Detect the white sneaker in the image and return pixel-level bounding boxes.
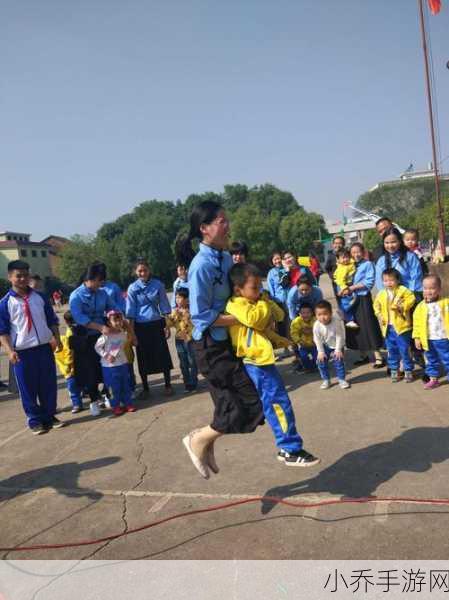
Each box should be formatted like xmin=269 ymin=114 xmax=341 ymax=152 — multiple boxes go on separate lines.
xmin=345 ymin=321 xmax=359 ymax=329
xmin=320 ymin=380 xmax=331 ymax=390
xmin=339 ymin=380 xmax=351 ymax=389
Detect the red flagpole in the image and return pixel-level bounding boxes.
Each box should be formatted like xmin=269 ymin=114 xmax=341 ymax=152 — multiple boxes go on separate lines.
xmin=418 ymin=0 xmax=446 ymax=259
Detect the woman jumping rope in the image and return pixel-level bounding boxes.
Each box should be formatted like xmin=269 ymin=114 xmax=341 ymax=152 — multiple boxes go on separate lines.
xmin=176 ymin=201 xmax=265 ymax=479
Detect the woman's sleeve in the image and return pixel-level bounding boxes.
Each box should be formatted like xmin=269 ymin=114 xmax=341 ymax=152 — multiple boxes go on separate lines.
xmin=69 ymin=294 xmax=90 ymax=327
xmin=286 ymin=288 xmax=297 ymax=320
xmin=267 ymin=270 xmax=276 ymax=297
xmin=189 ymin=265 xmax=219 ymax=330
xmin=408 ymin=253 xmax=423 ymax=292
xmin=375 ymin=257 xmax=384 ymax=290
xmin=362 ymin=262 xmax=376 ymax=290
xmin=158 ymin=283 xmax=172 ymax=315
xmin=125 ymin=286 xmax=137 ymax=320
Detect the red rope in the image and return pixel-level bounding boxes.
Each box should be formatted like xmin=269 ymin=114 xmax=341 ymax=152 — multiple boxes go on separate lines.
xmin=2 ymin=495 xmax=449 ymax=553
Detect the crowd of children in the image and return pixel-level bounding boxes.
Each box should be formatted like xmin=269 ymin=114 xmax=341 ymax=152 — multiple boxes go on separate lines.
xmin=2 ymin=218 xmax=448 ymax=483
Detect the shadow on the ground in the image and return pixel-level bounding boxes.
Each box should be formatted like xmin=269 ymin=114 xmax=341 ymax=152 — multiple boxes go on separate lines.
xmin=261 ymin=426 xmax=449 ymax=514
xmin=0 ymin=457 xmax=120 ymax=500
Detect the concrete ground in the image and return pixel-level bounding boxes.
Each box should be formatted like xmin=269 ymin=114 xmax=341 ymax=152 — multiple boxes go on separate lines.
xmin=1 ymin=277 xmax=449 ymax=560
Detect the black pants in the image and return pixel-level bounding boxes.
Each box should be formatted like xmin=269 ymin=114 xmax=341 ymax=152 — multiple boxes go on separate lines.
xmin=193 ymin=334 xmax=264 ymax=434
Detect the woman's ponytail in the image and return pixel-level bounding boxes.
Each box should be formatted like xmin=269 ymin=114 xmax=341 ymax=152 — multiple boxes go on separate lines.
xmin=175 ymin=200 xmax=223 ymax=268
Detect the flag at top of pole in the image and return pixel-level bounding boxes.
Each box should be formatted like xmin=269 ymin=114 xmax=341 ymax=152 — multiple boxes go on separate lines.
xmin=428 ymin=0 xmax=442 ymax=14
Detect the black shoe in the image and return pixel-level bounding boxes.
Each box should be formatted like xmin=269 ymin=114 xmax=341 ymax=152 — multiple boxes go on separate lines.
xmin=353 ymin=357 xmax=369 ymax=366
xmin=185 ymin=384 xmax=197 ymax=392
xmin=31 ymin=424 xmax=48 ymax=435
xmin=373 ymin=360 xmax=386 ymax=369
xmin=47 ymin=417 xmax=66 ymax=429
xmin=278 ymin=449 xmax=321 ymax=467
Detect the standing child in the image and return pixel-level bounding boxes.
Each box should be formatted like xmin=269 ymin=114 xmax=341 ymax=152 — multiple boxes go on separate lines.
xmin=226 ymin=263 xmax=320 ymax=467
xmin=413 ymin=274 xmax=449 ymax=389
xmin=95 ymin=310 xmax=137 ymax=416
xmin=403 ymin=228 xmax=429 ymax=285
xmin=171 ymin=264 xmax=189 ymax=309
xmin=54 ymin=311 xmax=84 ymax=413
xmin=313 ymin=300 xmax=350 ymax=390
xmin=290 ymin=303 xmax=317 ymax=372
xmin=166 ymin=287 xmax=198 ymax=392
xmin=373 ymin=268 xmax=416 ymax=383
xmin=0 ymin=260 xmax=65 ymax=434
xmin=333 ymin=249 xmax=358 ymax=328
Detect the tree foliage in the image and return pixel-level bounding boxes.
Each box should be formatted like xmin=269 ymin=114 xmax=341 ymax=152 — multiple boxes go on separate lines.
xmin=59 ymin=184 xmax=328 ymax=287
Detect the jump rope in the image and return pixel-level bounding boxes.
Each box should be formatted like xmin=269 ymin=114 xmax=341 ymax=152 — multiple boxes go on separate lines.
xmin=2 ymin=494 xmax=449 ymax=553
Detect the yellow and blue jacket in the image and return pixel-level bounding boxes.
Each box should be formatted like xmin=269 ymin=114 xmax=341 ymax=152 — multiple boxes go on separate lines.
xmin=54 ymin=326 xmax=75 ymax=379
xmin=290 ymin=315 xmax=316 ymax=347
xmin=373 ymin=285 xmax=416 ymax=336
xmin=412 ymin=298 xmax=449 ymax=351
xmin=225 ymin=294 xmax=289 ymax=366
xmin=334 ymin=261 xmax=356 ymax=289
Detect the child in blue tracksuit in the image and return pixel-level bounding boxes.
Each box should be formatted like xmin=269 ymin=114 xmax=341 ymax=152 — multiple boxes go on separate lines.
xmin=226 ymin=263 xmax=320 ymax=468
xmin=95 ymin=310 xmax=136 ymax=416
xmin=0 ymin=260 xmax=65 ymax=435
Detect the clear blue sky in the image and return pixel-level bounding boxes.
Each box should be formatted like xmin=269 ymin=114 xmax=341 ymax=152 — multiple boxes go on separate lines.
xmin=2 ymin=0 xmax=448 ymax=240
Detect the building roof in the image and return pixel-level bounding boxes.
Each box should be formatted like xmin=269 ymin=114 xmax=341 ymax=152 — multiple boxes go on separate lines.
xmin=40 ymin=235 xmax=70 ymax=244
xmin=326 ymin=219 xmax=376 ymax=235
xmin=0 ymin=240 xmax=51 ymax=249
xmin=0 ymin=231 xmax=31 ymax=237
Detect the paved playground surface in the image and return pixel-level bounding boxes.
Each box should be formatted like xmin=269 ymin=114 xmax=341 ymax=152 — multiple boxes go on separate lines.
xmin=1 ymin=278 xmax=449 ymax=560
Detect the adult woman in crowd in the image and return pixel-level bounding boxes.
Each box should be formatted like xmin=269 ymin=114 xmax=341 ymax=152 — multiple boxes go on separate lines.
xmin=69 ymin=263 xmax=119 ymax=403
xmin=176 ymin=200 xmax=264 ymax=479
xmin=281 ymin=250 xmax=316 ymax=287
xmin=126 ymin=259 xmax=174 ymax=398
xmin=308 ymin=252 xmax=321 ymax=285
xmin=375 ymin=227 xmax=423 ymax=294
xmin=267 ymin=251 xmax=289 ymax=338
xmin=344 ymin=242 xmax=385 ymax=368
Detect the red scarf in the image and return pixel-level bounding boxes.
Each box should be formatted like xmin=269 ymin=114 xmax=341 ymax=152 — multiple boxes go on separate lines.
xmin=22 ymin=294 xmax=33 ymax=333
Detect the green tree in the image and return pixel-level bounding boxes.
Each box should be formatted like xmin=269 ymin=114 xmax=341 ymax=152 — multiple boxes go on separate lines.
xmin=279 ymin=211 xmax=327 ymax=256
xmin=58 ymin=235 xmax=99 ymax=285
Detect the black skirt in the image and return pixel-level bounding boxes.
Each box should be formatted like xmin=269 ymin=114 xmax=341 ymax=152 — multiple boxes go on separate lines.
xmin=345 ymin=293 xmax=384 ymax=352
xmin=193 ymin=334 xmax=264 ymax=434
xmin=70 ymin=332 xmax=103 ymax=389
xmin=135 ymin=320 xmax=173 ymax=376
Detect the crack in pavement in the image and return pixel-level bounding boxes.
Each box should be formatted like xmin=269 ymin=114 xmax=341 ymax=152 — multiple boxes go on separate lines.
xmin=82 ymin=493 xmax=129 ymax=560
xmin=132 ymin=411 xmax=163 ymax=491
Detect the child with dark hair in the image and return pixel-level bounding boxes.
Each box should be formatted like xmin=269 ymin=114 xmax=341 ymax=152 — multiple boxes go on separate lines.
xmin=167 ymin=287 xmax=198 ymax=392
xmin=230 ymin=241 xmax=249 ymax=264
xmin=0 ymin=260 xmax=64 ymax=434
xmin=95 ymin=310 xmax=136 ymax=416
xmin=286 ymin=276 xmax=323 ymax=320
xmin=171 ymin=264 xmax=189 ymax=308
xmin=313 ymin=300 xmax=349 ymax=390
xmin=334 ymin=249 xmax=358 ymax=328
xmin=374 ymin=268 xmax=416 ymax=383
xmin=290 ymin=303 xmax=317 ymax=372
xmin=413 ymin=274 xmax=449 ymax=390
xmin=226 ymin=263 xmax=320 ymax=467
xmin=54 ymin=311 xmax=84 ymax=413
xmin=403 ymin=228 xmax=429 ymax=284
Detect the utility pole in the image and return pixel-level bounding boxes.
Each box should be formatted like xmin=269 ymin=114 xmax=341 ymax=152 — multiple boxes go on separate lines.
xmin=418 ymin=0 xmax=446 ymax=259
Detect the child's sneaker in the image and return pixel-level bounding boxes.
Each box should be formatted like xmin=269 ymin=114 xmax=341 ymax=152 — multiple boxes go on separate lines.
xmin=112 ymin=406 xmax=125 ymax=417
xmin=31 ymin=424 xmax=48 ymax=436
xmin=338 ymin=379 xmax=351 ymax=389
xmin=278 ymin=449 xmax=321 ymax=467
xmin=71 ymin=406 xmax=84 ymax=414
xmin=49 ymin=417 xmax=66 ymax=429
xmin=404 ymin=371 xmax=414 ymax=383
xmin=345 ymin=321 xmax=359 ymax=329
xmin=391 ymin=370 xmax=399 ymax=383
xmin=424 ymin=378 xmax=440 ymax=390
xmin=125 ymin=405 xmax=137 ymax=413
xmin=320 ymin=380 xmax=331 ymax=390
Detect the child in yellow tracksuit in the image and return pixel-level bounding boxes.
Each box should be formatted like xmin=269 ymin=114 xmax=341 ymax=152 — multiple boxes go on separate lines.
xmin=226 ymin=263 xmax=320 ymax=468
xmin=290 ymin=303 xmax=317 ymax=372
xmin=334 ymin=249 xmax=357 ymax=327
xmin=54 ymin=311 xmax=84 ymax=413
xmin=373 ymin=268 xmax=416 ymax=383
xmin=413 ymin=274 xmax=449 ymax=390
